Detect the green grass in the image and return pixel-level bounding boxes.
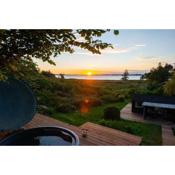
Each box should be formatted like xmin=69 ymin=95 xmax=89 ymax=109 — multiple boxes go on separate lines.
xmin=98 ymin=119 xmax=162 ymax=145
xmin=50 ymin=100 xmax=162 ymax=145
xmin=51 ymin=101 xmax=127 ymax=125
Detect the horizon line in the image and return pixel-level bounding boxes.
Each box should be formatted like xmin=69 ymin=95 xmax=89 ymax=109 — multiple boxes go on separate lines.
xmin=54 ymin=73 xmax=144 ymax=76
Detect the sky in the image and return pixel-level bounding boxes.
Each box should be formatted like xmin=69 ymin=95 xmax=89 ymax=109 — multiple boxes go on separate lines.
xmin=36 ymin=30 xmax=175 ymax=74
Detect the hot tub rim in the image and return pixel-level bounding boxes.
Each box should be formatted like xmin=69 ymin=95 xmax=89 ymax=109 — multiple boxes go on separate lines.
xmin=0 ymin=126 xmax=80 ymax=146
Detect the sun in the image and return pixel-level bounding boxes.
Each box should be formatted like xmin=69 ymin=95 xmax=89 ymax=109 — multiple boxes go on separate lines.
xmin=87 ymin=71 xmax=92 ymax=76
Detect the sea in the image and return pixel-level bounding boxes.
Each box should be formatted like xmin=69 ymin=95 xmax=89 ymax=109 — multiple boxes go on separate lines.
xmin=55 ymin=74 xmax=143 ymax=80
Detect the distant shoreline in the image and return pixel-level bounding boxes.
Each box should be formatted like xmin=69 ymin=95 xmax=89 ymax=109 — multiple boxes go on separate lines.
xmin=55 ymin=73 xmax=144 ymax=76
xmin=55 ymin=74 xmax=143 ymax=80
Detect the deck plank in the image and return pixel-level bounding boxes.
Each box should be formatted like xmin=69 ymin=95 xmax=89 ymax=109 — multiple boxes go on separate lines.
xmin=80 ymin=122 xmax=142 ymax=145
xmin=0 ymin=113 xmax=142 ymax=145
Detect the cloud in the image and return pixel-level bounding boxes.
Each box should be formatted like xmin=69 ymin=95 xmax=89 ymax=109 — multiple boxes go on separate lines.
xmin=101 ymin=46 xmax=137 ymax=54
xmin=74 ymin=46 xmax=134 ymax=55
xmin=138 ymin=56 xmax=159 ymax=59
xmin=138 ymin=56 xmax=165 ymax=61
xmin=73 ymin=43 xmax=146 ymax=56
xmin=74 ymin=52 xmax=95 ymax=56
xmin=135 ymin=44 xmax=146 ymax=47
xmin=102 ymin=47 xmax=132 ymax=54
xmin=75 ymin=52 xmax=88 ymax=55
xmin=102 ymin=44 xmax=146 ymax=54
xmin=74 ymin=47 xmax=133 ymax=56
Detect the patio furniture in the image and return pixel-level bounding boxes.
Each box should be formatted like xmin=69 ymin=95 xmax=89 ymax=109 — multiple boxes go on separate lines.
xmin=132 ymin=94 xmax=175 ymax=120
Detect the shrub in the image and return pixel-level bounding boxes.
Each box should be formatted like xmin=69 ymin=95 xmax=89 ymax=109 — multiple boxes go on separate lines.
xmin=126 ymin=88 xmax=136 ymax=97
xmin=41 ymin=70 xmax=55 ymax=78
xmin=103 ymin=107 xmax=120 ymax=120
xmin=74 ymin=96 xmax=103 ymax=108
xmin=101 ymin=94 xmax=118 ymax=103
xmin=55 ymin=103 xmax=76 ymax=113
xmin=38 ymin=105 xmax=55 ymax=116
xmin=89 ymin=97 xmax=103 ymax=106
xmin=164 ymin=73 xmax=175 ymax=96
xmin=117 ymin=94 xmax=126 ymax=101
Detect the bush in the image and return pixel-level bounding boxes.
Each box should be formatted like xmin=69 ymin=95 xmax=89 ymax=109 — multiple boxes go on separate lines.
xmin=117 ymin=94 xmax=126 ymax=101
xmin=164 ymin=73 xmax=175 ymax=95
xmin=74 ymin=96 xmax=103 ymax=108
xmin=103 ymin=107 xmax=120 ymax=120
xmin=101 ymin=94 xmax=118 ymax=103
xmin=55 ymin=103 xmax=76 ymax=113
xmin=38 ymin=105 xmax=55 ymax=116
xmin=88 ymin=97 xmax=103 ymax=106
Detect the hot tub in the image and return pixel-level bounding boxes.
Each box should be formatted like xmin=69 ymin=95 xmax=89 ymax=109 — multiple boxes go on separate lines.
xmin=0 ymin=78 xmax=80 ymax=146
xmin=0 ymin=127 xmax=79 ymax=146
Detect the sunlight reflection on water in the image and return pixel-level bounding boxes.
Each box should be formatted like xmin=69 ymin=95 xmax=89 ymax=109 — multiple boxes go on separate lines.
xmin=56 ymin=75 xmax=142 ymax=80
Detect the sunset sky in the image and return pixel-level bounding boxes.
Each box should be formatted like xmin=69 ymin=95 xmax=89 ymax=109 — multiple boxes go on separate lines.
xmin=36 ymin=30 xmax=175 ymax=74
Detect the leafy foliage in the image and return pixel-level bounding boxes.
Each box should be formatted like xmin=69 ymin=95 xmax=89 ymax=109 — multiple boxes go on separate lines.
xmin=41 ymin=70 xmax=55 ymax=78
xmin=164 ymin=72 xmax=175 ymax=96
xmin=59 ymin=73 xmax=65 ymax=80
xmin=141 ymin=63 xmax=174 ymax=95
xmin=0 ymin=29 xmax=119 ymax=79
xmin=142 ymin=62 xmax=173 ymax=84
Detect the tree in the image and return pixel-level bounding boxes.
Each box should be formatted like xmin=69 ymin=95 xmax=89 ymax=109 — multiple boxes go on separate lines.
xmin=121 ymin=69 xmax=129 ymax=81
xmin=59 ymin=73 xmax=65 ymax=80
xmin=0 ymin=29 xmax=119 ymax=79
xmin=142 ymin=62 xmax=173 ymax=84
xmin=164 ymin=72 xmax=175 ymax=96
xmin=41 ymin=70 xmax=55 ymax=78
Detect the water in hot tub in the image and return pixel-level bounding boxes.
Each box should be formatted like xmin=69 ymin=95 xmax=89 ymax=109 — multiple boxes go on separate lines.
xmin=35 ymin=136 xmax=72 ymax=145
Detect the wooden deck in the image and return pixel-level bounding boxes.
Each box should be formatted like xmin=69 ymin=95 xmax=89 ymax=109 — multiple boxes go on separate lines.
xmin=80 ymin=122 xmax=141 ymax=145
xmin=23 ymin=113 xmax=142 ymax=145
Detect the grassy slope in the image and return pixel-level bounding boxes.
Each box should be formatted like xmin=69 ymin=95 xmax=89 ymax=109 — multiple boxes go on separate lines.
xmin=50 ymin=100 xmax=162 ymax=145
xmin=52 ymin=101 xmax=127 ymax=125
